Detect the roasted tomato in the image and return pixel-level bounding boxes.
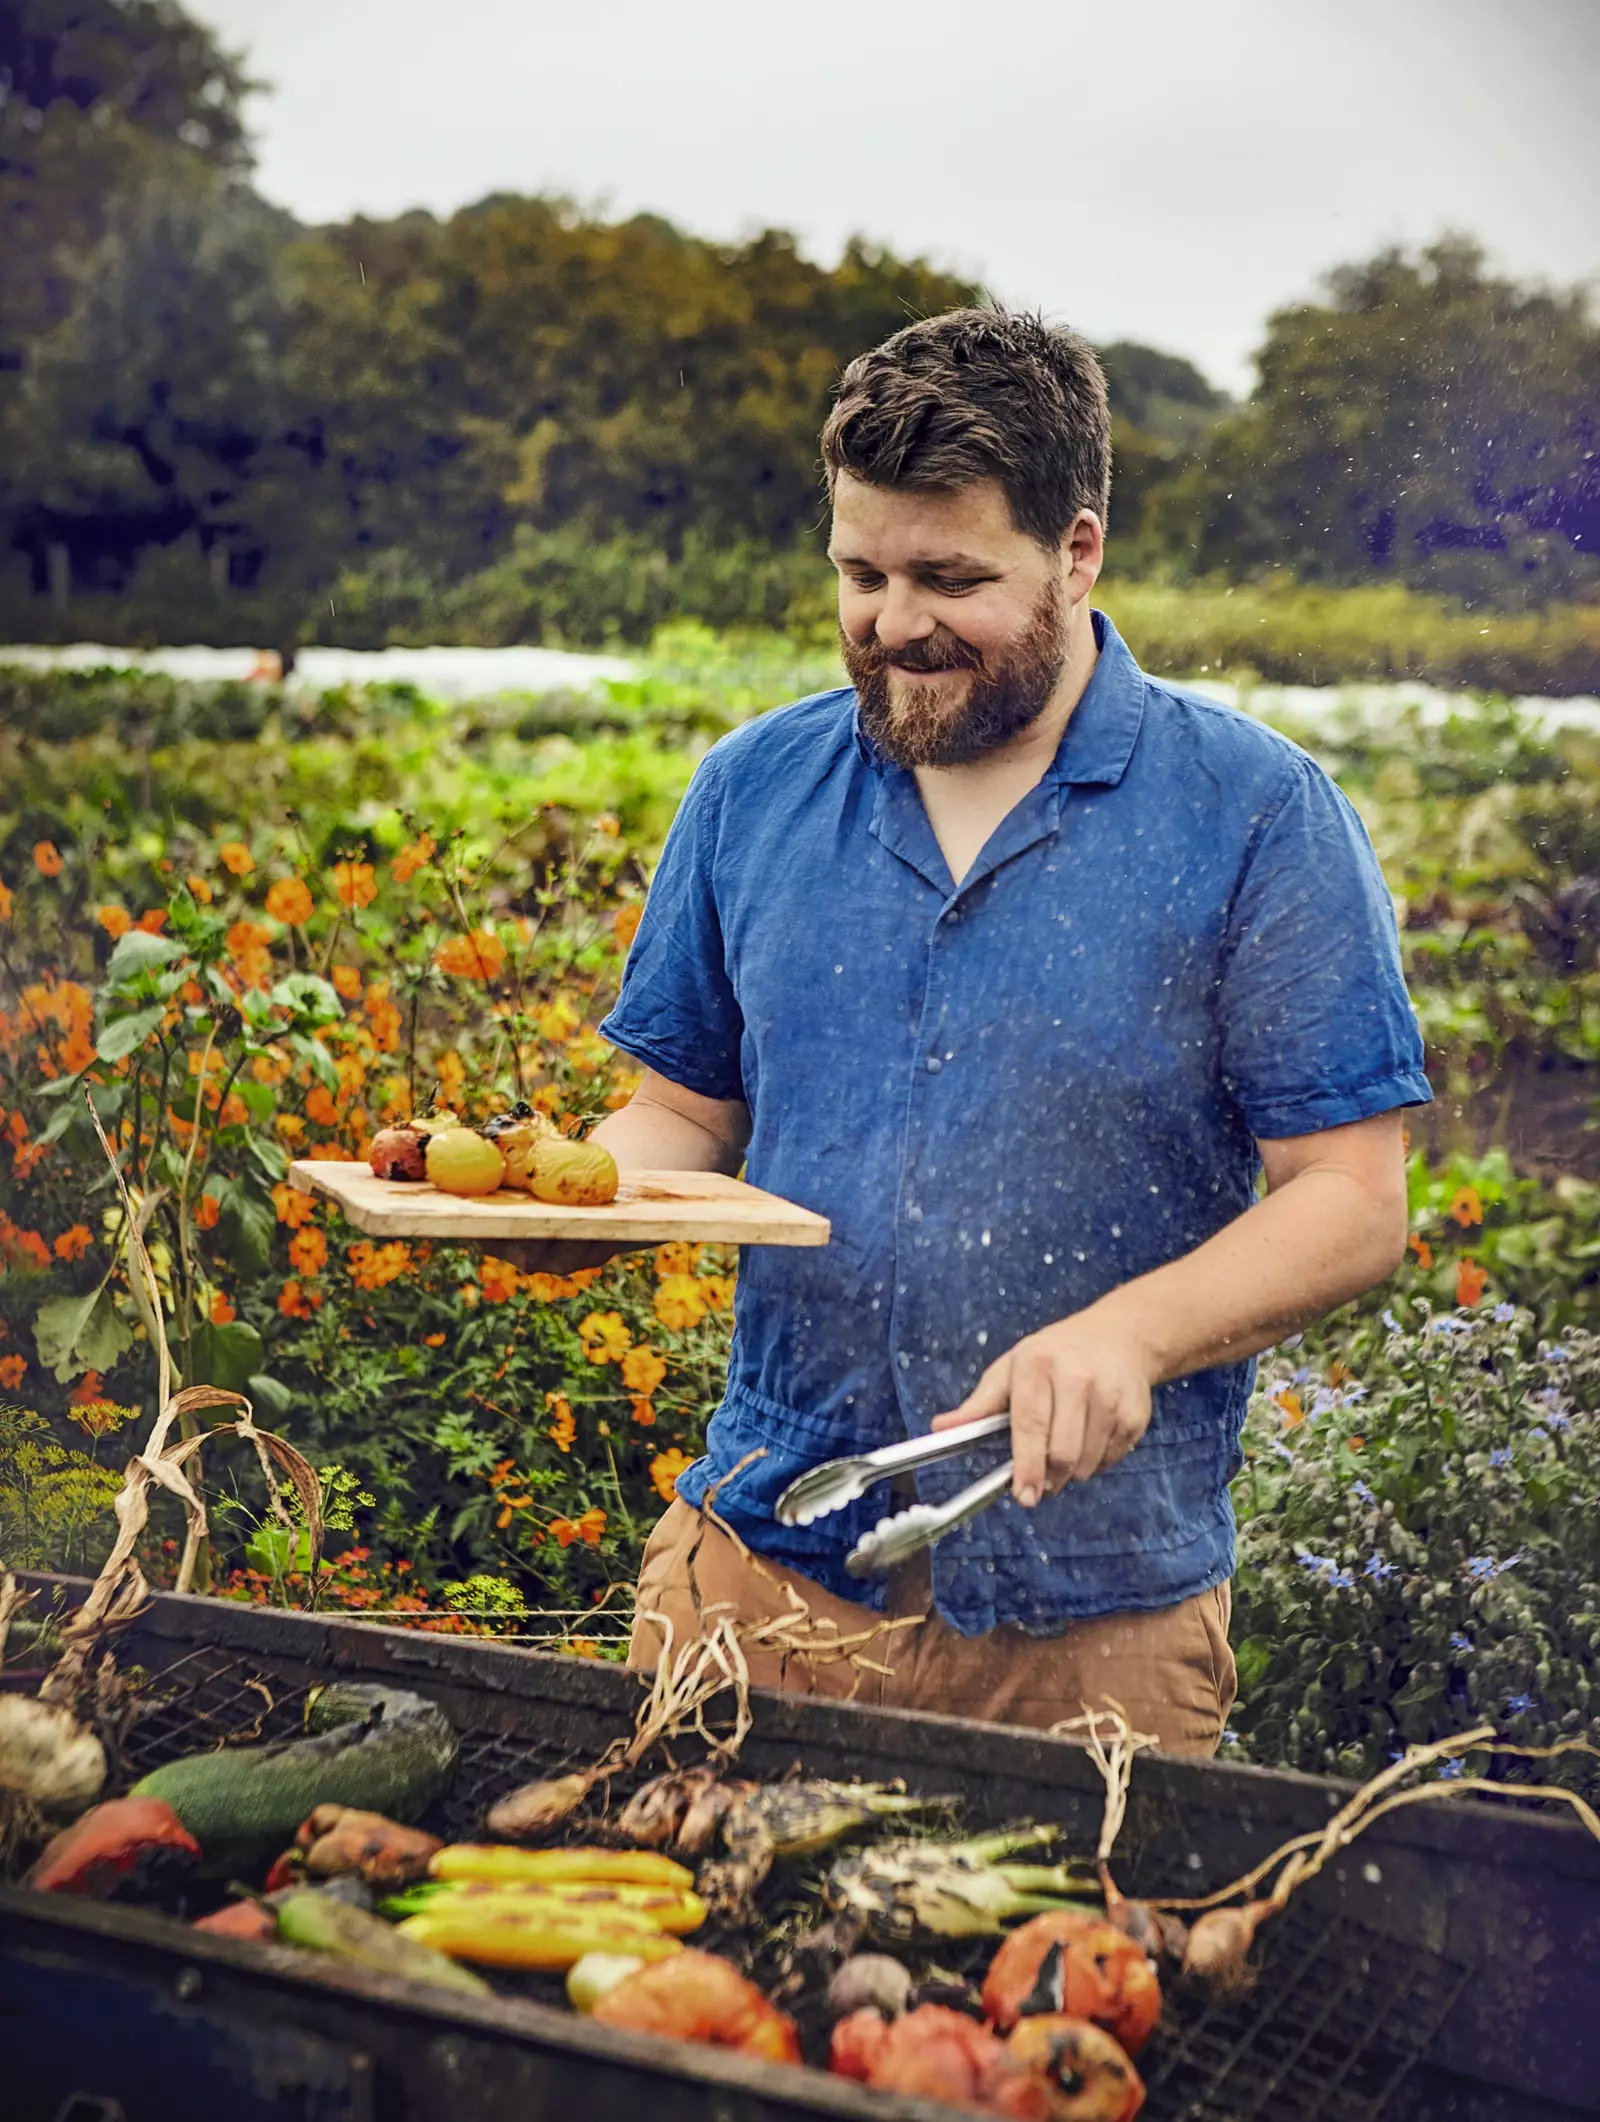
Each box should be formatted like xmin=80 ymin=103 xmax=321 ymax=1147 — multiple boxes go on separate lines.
xmin=984 ymin=1912 xmax=1161 ymax=2055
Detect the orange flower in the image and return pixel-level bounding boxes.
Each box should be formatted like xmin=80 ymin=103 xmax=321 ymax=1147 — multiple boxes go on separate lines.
xmin=524 ymin=1271 xmax=578 ymax=1303
xmin=698 ymin=1273 xmax=736 ymax=1312
xmin=305 ymin=1085 xmax=340 ymax=1127
xmin=1408 ymin=1234 xmax=1434 ymax=1270
xmin=0 ymin=1353 xmax=27 ymax=1388
xmin=620 ymin=1345 xmax=667 ymax=1397
xmin=434 ymin=929 xmax=506 ymax=980
xmin=209 ymin=1290 xmax=236 ymax=1325
xmin=654 ymin=1242 xmax=702 ymax=1279
xmin=193 ymin=1193 xmax=221 ymax=1230
xmin=278 ymin=1279 xmax=315 ymax=1320
xmin=33 ymin=841 xmax=63 ymax=877
xmin=630 ymin=1397 xmax=657 ymax=1427
xmin=252 ymin=1050 xmax=291 ymax=1088
xmin=1448 ymin=1186 xmax=1484 ymax=1230
xmin=53 ymin=1224 xmax=93 ymax=1261
xmin=649 ymin=1448 xmax=693 ymax=1504
xmin=423 ymin=1331 xmax=446 ymax=1348
xmin=332 ymin=859 xmax=377 ymax=910
xmin=187 ymin=875 xmax=213 ymax=905
xmin=550 ymin=1507 xmax=606 ymax=1549
xmin=265 ymin=876 xmax=314 ymax=926
xmin=1456 ymin=1257 xmax=1488 ymax=1308
xmin=289 ymin=1225 xmax=328 ymax=1277
xmin=546 ymin=1394 xmax=577 ymax=1453
xmin=347 ymin=1239 xmax=412 ymax=1291
xmin=0 ymin=880 xmax=11 ymax=922
xmin=654 ymin=1275 xmax=707 ymax=1331
xmin=68 ymin=1371 xmax=104 ymax=1404
xmin=578 ymin=1310 xmax=632 ymax=1365
xmin=218 ymin=842 xmax=255 ymax=877
xmin=96 ymin=905 xmax=132 ymax=938
xmin=393 ymin=832 xmax=436 ymax=884
xmin=271 ymin=1181 xmax=318 ymax=1228
xmin=613 ymin=903 xmax=643 ymax=951
xmin=480 ymin=1255 xmax=522 ymax=1304
xmin=137 ymin=909 xmax=166 ymax=934
xmin=275 ymin=1114 xmax=306 ymax=1143
xmin=12 ymin=1228 xmax=49 ymax=1271
xmin=331 ymin=963 xmax=363 ymax=1000
xmin=1273 ymin=1388 xmax=1305 ymax=1429
xmin=1347 ymin=1435 xmax=1365 ymax=1452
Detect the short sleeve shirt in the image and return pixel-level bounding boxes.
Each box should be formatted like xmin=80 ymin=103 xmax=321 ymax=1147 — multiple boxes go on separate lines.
xmin=600 ymin=613 xmax=1430 ymax=1634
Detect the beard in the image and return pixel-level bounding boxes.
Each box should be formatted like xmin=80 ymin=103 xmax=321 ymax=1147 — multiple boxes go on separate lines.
xmin=841 ymin=575 xmax=1069 ymax=770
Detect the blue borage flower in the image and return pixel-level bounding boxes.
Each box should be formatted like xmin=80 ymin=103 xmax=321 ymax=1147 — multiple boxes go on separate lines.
xmin=1298 ymin=1551 xmax=1355 ymax=1590
xmin=1466 ymin=1551 xmax=1523 ymax=1581
xmin=1351 ymin=1478 xmax=1376 ymax=1505
xmin=1505 ymin=1692 xmax=1536 ymax=1716
xmin=1363 ymin=1552 xmax=1396 ymax=1581
xmin=1449 ymin=1632 xmax=1472 ymax=1653
xmin=1492 ymin=1302 xmax=1516 ymax=1323
xmin=1436 ymin=1757 xmax=1466 ymax=1780
xmin=1488 ymin=1446 xmax=1514 ymax=1468
xmin=1382 ymin=1309 xmax=1402 ymax=1334
xmin=1428 ymin=1315 xmax=1474 ymax=1336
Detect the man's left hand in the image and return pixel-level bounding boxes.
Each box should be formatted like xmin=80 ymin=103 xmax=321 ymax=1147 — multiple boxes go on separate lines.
xmin=929 ymin=1315 xmax=1158 ymax=1508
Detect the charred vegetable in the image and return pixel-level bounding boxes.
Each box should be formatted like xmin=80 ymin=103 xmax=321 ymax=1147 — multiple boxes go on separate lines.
xmin=397 ymin=1899 xmax=684 ymax=1971
xmin=383 ymin=1878 xmax=706 ymax=1935
xmin=0 ymin=1694 xmax=106 ymax=1820
xmin=617 ymin=1765 xmax=753 ymax=1853
xmin=830 ymin=2003 xmax=1054 ymax=2117
xmin=368 ymin=1126 xmax=428 ymax=1181
xmin=483 ymin=1104 xmax=555 ymax=1190
xmin=431 ymin=1844 xmax=693 ymax=1889
xmin=131 ymin=1685 xmax=457 ymax=1872
xmin=984 ymin=1913 xmax=1161 ymax=2055
xmin=826 ymin=1953 xmax=915 ymax=2022
xmin=27 ymin=1796 xmax=199 ymax=1898
xmin=483 ymin=1771 xmax=599 ymax=1839
xmin=723 ymin=1779 xmax=949 ymax=1864
xmin=292 ymin=1805 xmax=442 ymax=1889
xmin=275 ymin=1887 xmax=491 ymax=1994
xmin=590 ymin=1949 xmax=802 ymax=2064
xmin=825 ymin=1828 xmax=1097 ymax=1942
xmin=1007 ymin=2017 xmax=1145 ymax=2120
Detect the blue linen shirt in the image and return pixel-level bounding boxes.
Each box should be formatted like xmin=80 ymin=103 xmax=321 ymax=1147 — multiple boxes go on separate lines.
xmin=599 ymin=613 xmax=1430 ymax=1635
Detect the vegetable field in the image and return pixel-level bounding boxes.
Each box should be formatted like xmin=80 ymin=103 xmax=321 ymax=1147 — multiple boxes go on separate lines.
xmin=0 ymin=621 xmax=1597 ymax=1789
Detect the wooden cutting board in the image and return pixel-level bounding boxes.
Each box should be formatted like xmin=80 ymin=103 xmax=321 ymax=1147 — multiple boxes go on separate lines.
xmin=287 ymin=1160 xmax=831 ymax=1248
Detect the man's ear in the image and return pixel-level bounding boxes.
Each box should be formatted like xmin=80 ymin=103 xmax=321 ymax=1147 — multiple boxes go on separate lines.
xmin=1064 ymin=509 xmax=1104 ymax=592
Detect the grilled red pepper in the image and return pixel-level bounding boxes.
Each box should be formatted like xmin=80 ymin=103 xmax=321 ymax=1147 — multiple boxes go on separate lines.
xmin=27 ymin=1797 xmax=200 ymax=1897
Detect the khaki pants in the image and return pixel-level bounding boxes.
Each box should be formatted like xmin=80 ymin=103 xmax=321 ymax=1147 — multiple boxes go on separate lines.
xmin=628 ymin=1499 xmax=1237 ymax=1758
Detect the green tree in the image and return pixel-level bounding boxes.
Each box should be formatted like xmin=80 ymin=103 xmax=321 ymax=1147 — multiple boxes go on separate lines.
xmin=1162 ymin=238 xmax=1600 ymax=608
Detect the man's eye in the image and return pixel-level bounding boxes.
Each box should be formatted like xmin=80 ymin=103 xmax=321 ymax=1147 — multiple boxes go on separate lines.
xmin=931 ymin=578 xmax=982 ymax=595
xmin=847 ymin=572 xmax=885 ymax=592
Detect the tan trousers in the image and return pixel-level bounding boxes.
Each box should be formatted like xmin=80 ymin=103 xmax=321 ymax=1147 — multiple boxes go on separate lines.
xmin=628 ymin=1499 xmax=1237 ymax=1757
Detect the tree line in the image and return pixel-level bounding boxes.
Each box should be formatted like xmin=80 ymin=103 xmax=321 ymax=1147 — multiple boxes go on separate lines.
xmin=2 ymin=0 xmax=1596 ymax=649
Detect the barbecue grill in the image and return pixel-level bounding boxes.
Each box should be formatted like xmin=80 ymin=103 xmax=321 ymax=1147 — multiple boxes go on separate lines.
xmin=3 ymin=1578 xmax=1596 ymax=2122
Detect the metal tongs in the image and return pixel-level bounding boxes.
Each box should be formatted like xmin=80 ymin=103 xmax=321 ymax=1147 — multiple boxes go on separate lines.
xmin=774 ymin=1410 xmax=1014 ymax=1579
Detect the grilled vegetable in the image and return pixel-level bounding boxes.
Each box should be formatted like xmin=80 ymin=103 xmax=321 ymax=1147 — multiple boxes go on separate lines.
xmin=483 ymin=1107 xmax=555 ymax=1191
xmin=275 ymin=1887 xmax=491 ymax=1994
xmin=983 ymin=1914 xmax=1161 ymax=2055
xmin=567 ymin=1950 xmax=648 ymax=2012
xmin=0 ymin=1694 xmax=106 ymax=1816
xmin=723 ymin=1780 xmax=949 ymax=1863
xmin=483 ymin=1771 xmax=598 ymax=1838
xmin=1007 ymin=2017 xmax=1145 ymax=2120
xmin=193 ymin=1898 xmax=277 ymax=1941
xmin=293 ymin=1805 xmax=441 ymax=1888
xmin=368 ymin=1126 xmax=428 ymax=1181
xmin=825 ymin=1828 xmax=1097 ymax=1942
xmin=826 ymin=1953 xmax=915 ymax=2022
xmin=131 ymin=1684 xmax=457 ymax=1872
xmin=397 ymin=1901 xmax=683 ymax=1971
xmin=1180 ymin=1901 xmax=1273 ymax=1993
xmin=426 ymin=1129 xmax=506 ymax=1197
xmin=431 ymin=1844 xmax=693 ymax=1889
xmin=616 ymin=1765 xmax=752 ymax=1853
xmin=27 ymin=1796 xmax=199 ymax=1897
xmin=829 ymin=2004 xmax=1054 ymax=2117
xmin=382 ymin=1878 xmax=706 ymax=1934
xmin=590 ymin=1949 xmax=801 ymax=2063
xmin=524 ymin=1133 xmax=618 ymax=1207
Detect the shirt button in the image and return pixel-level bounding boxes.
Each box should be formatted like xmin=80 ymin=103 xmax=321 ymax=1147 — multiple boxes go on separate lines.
xmin=925 ymin=1055 xmax=942 ymax=1074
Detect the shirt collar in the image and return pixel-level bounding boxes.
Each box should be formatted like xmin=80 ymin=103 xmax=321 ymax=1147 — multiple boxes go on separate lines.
xmin=849 ymin=608 xmax=1145 ymax=785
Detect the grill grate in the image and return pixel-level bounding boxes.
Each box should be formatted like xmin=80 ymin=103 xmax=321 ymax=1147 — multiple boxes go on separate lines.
xmin=115 ymin=1641 xmax=1470 ymax=2122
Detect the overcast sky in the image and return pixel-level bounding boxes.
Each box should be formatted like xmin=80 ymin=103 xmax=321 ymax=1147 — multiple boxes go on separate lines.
xmin=194 ymin=0 xmax=1600 ymax=394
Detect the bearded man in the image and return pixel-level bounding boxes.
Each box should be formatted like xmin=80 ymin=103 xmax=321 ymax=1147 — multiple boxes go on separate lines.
xmin=509 ymin=309 xmax=1430 ymax=1754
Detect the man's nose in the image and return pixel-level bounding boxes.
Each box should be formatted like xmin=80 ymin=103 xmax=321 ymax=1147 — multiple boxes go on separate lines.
xmin=871 ymin=581 xmax=938 ymax=652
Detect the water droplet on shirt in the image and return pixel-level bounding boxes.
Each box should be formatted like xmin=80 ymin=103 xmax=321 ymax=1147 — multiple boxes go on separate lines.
xmin=1111 ymin=1225 xmax=1122 ymax=1238
xmin=834 ymin=965 xmax=843 ymax=974
xmin=1043 ymin=1252 xmax=1054 ymax=1264
xmin=976 ymin=1329 xmax=988 ymax=1346
xmin=981 ymin=1230 xmax=991 ymax=1247
xmin=1073 ymin=1249 xmax=1086 ymax=1261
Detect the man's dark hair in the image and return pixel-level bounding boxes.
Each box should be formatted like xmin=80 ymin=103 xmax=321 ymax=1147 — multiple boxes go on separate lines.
xmin=820 ymin=307 xmax=1112 ymax=545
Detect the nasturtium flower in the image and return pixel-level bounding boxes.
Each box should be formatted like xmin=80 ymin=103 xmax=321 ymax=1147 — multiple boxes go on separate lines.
xmin=271 ymin=1181 xmax=317 ymax=1229
xmin=305 ymin=1086 xmax=340 ymax=1127
xmin=136 ymin=908 xmax=166 ymax=934
xmin=550 ymin=1507 xmax=606 ymax=1549
xmin=392 ymin=832 xmax=436 ymax=884
xmin=0 ymin=1354 xmax=27 ymax=1388
xmin=53 ymin=1224 xmax=93 ymax=1261
xmin=1448 ymin=1186 xmax=1483 ymax=1229
xmin=654 ymin=1241 xmax=701 ymax=1279
xmin=218 ymin=842 xmax=254 ymax=877
xmin=698 ymin=1274 xmax=736 ymax=1312
xmin=546 ymin=1395 xmax=577 ymax=1453
xmin=1408 ymin=1234 xmax=1434 ymax=1270
xmin=193 ymin=1194 xmax=221 ymax=1231
xmin=1456 ymin=1257 xmax=1488 ymax=1308
xmin=654 ymin=1275 xmax=707 ymax=1331
xmin=435 ymin=929 xmax=506 ymax=980
xmin=347 ymin=1239 xmax=411 ymax=1290
xmin=578 ymin=1310 xmax=632 ymax=1364
xmin=649 ymin=1449 xmax=693 ymax=1504
xmin=620 ymin=1345 xmax=667 ymax=1397
xmin=289 ymin=1226 xmax=328 ymax=1277
xmin=332 ymin=859 xmax=377 ymax=910
xmin=331 ymin=963 xmax=363 ymax=999
xmin=32 ymin=841 xmax=63 ymax=877
xmin=479 ymin=1255 xmax=522 ymax=1304
xmin=265 ymin=876 xmax=314 ymax=926
xmin=209 ymin=1291 xmax=236 ymax=1325
xmin=187 ymin=876 xmax=213 ymax=905
xmin=278 ymin=1280 xmax=315 ymax=1319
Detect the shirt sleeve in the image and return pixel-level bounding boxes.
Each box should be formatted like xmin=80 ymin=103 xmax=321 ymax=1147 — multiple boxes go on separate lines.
xmin=1218 ymin=756 xmax=1432 ymax=1139
xmin=597 ymin=749 xmax=746 ymax=1101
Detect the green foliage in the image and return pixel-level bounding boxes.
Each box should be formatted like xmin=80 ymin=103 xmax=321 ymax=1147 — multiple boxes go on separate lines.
xmin=1163 ymin=238 xmax=1600 ymax=610
xmin=0 ymin=1401 xmax=127 ymax=1574
xmin=1229 ymin=1310 xmax=1600 ymax=1793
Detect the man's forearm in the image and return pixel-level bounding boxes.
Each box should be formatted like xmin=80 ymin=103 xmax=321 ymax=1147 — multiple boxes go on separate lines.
xmin=1089 ymin=1165 xmax=1407 ymax=1384
xmin=589 ymin=1086 xmax=745 ymax=1175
